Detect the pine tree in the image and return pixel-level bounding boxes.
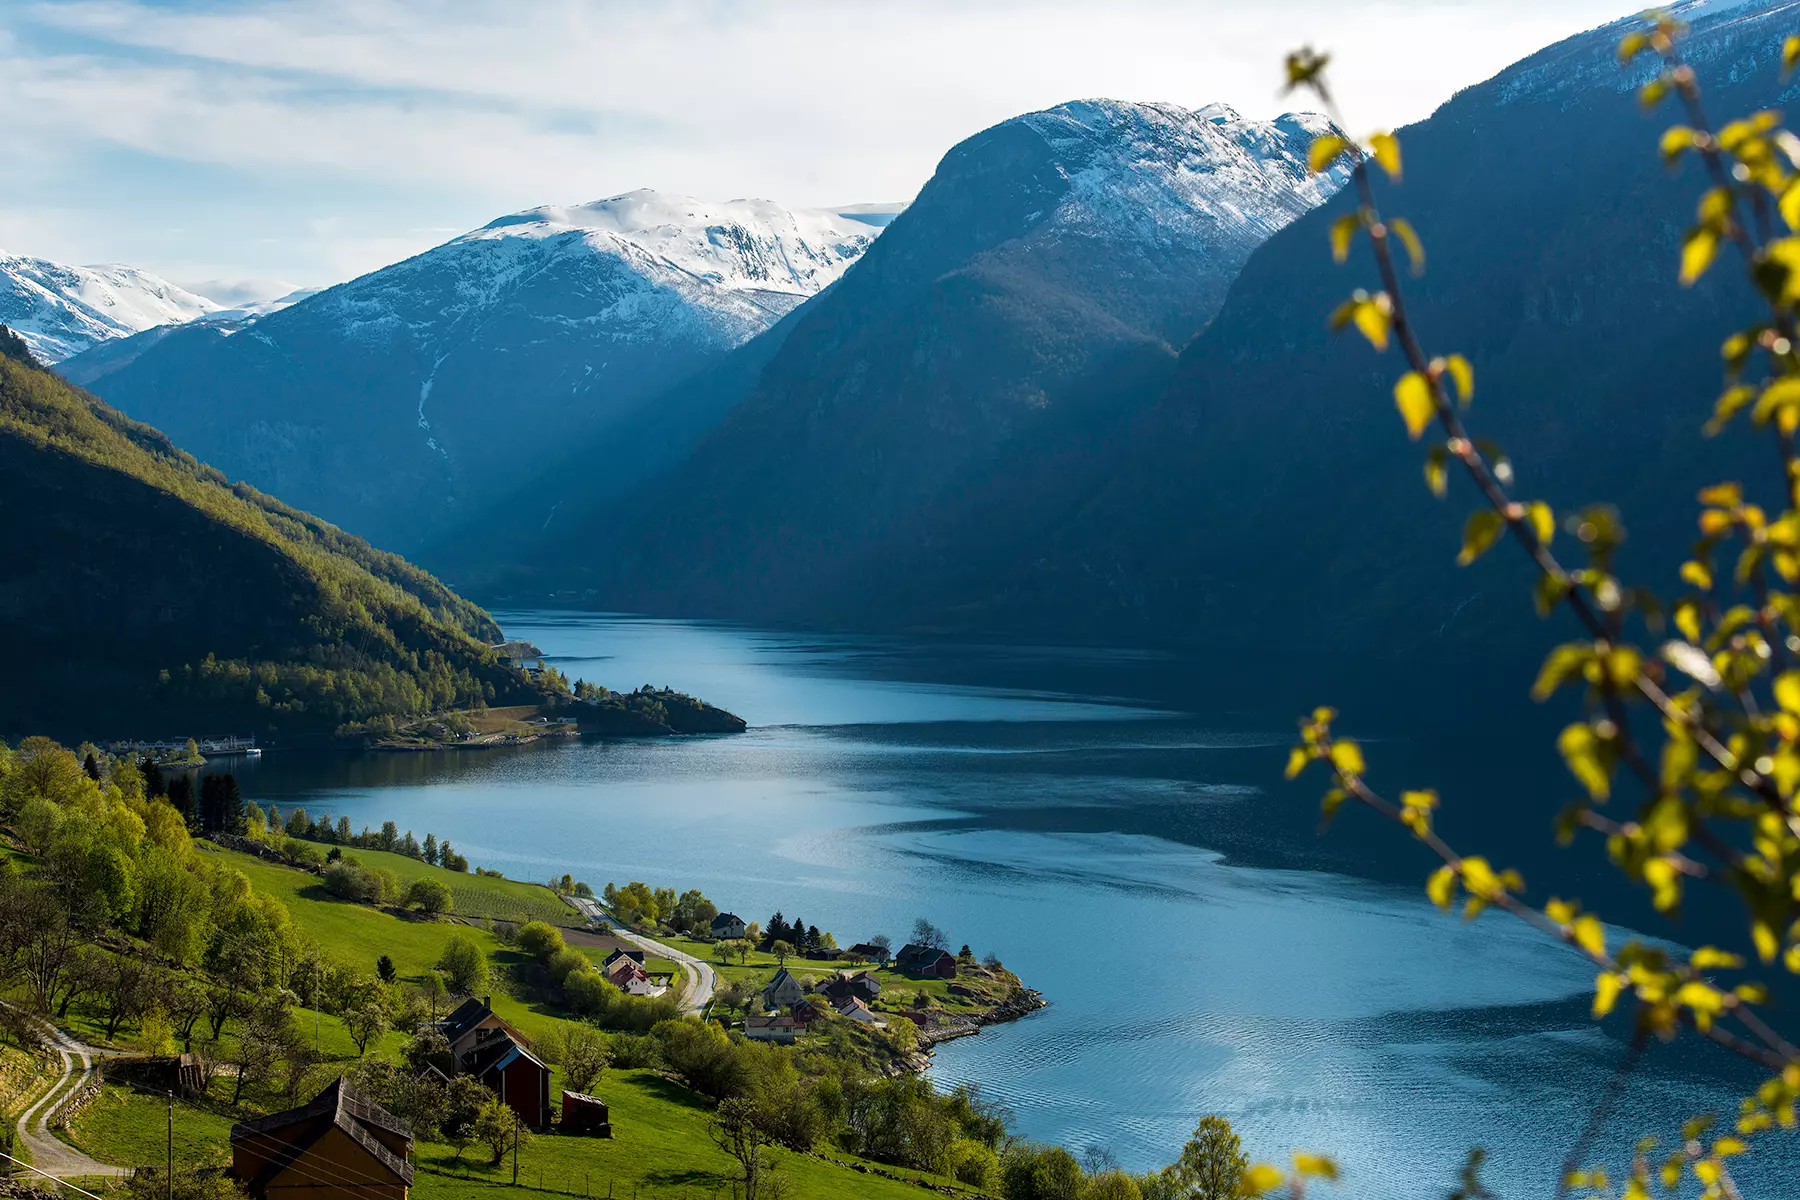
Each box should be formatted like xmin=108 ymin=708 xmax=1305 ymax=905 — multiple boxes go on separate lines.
xmin=168 ymin=776 xmax=195 ymax=826
xmin=400 ymin=830 xmax=421 ymax=859
xmin=199 ymin=775 xmax=222 ymax=833
xmin=379 ymin=821 xmax=398 ymax=852
xmin=335 ymin=816 xmax=352 ymax=844
xmin=220 ymin=774 xmax=245 ymax=835
xmin=422 ymin=833 xmax=440 ymax=866
xmin=81 ymin=753 xmax=100 ymax=782
xmin=140 ymin=757 xmax=165 ymax=798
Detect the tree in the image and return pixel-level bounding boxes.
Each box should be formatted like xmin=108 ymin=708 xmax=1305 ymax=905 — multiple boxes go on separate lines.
xmin=399 ymin=830 xmax=421 ymax=858
xmin=442 ymin=1076 xmax=491 ymax=1161
xmin=869 ymin=934 xmax=892 ymax=958
xmin=769 ymin=940 xmax=795 ymax=967
xmin=376 ymin=954 xmax=396 ymax=984
xmin=911 ymin=918 xmax=946 ymax=951
xmin=435 ymin=935 xmax=489 ymax=997
xmin=711 ymin=1096 xmax=778 ymax=1200
xmin=421 ymin=834 xmax=439 ymax=866
xmin=231 ymin=996 xmax=296 ymax=1105
xmin=378 ymin=821 xmax=398 ymax=852
xmin=80 ymin=752 xmax=100 ymax=781
xmin=335 ymin=816 xmax=352 ymax=843
xmin=344 ymin=998 xmax=389 ymax=1056
xmin=139 ymin=756 xmax=165 ymax=799
xmin=219 ymin=774 xmax=244 ymax=834
xmin=472 ymin=1098 xmax=520 ymax=1165
xmin=167 ymin=775 xmax=194 ymax=826
xmin=403 ymin=879 xmax=451 ymax=916
xmin=561 ymin=1023 xmax=611 ymax=1093
xmin=1167 ymin=1117 xmax=1244 ymax=1200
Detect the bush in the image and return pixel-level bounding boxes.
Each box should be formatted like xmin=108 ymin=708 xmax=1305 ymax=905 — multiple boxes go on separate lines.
xmin=948 ymin=1139 xmax=1000 ymax=1191
xmin=515 ymin=920 xmax=564 ymax=959
xmin=403 ymin=878 xmax=451 ymax=915
xmin=322 ymin=859 xmax=396 ymax=905
xmin=546 ymin=946 xmax=588 ymax=987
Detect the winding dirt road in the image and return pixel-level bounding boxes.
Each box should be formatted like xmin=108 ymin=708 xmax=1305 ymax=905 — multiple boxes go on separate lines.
xmin=14 ymin=1020 xmax=123 ymax=1179
xmin=562 ymin=895 xmax=717 ymax=1015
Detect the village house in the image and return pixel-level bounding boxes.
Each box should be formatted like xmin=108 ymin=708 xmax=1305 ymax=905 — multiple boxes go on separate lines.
xmin=894 ymin=943 xmax=958 ymax=979
xmin=230 ymin=1078 xmax=413 ymax=1200
xmin=462 ymin=1033 xmax=554 ymax=1128
xmin=818 ymin=971 xmax=881 ymax=1006
xmin=834 ymin=997 xmax=888 ymax=1029
xmin=710 ymin=911 xmax=748 ymax=940
xmin=604 ymin=955 xmax=668 ymax=997
xmin=744 ymin=1012 xmax=804 ymax=1044
xmin=761 ymin=966 xmax=807 ymax=1010
xmin=845 ymin=943 xmax=888 ymax=962
xmin=602 ymin=949 xmax=646 ymax=971
xmin=423 ymin=996 xmax=554 ymax=1128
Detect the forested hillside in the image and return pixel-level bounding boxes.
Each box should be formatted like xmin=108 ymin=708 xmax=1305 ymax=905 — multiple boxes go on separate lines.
xmin=0 ymin=342 xmax=541 ymax=740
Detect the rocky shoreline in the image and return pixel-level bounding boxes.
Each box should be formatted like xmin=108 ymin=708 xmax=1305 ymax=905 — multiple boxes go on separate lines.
xmin=896 ymin=987 xmax=1048 ymax=1072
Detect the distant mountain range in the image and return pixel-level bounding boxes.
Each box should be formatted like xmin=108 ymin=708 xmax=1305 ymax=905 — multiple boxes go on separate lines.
xmin=467 ymin=99 xmax=1346 ymax=616
xmin=0 ymin=251 xmax=219 ymax=362
xmin=72 ymin=191 xmax=893 ymax=553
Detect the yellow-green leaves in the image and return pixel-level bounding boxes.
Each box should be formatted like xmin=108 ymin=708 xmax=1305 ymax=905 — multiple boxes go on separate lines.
xmin=1785 ymin=33 xmax=1800 ymax=78
xmin=1400 ymin=789 xmax=1438 ymax=838
xmin=1559 ymin=722 xmax=1614 ymax=800
xmin=1782 ymin=178 xmax=1800 ymax=232
xmin=1308 ymin=133 xmax=1348 ymax=174
xmin=1329 ymin=212 xmax=1359 ymax=263
xmin=1426 ymin=864 xmax=1457 ymax=910
xmin=1283 ymin=746 xmax=1310 ymax=779
xmin=1774 ymin=670 xmax=1800 ymax=713
xmin=1240 ymin=1163 xmax=1285 ymax=1197
xmin=1571 ymin=914 xmax=1607 ymax=958
xmin=1680 ymin=226 xmax=1720 ymax=286
xmin=1526 ymin=501 xmax=1555 ymax=547
xmin=1329 ymin=290 xmax=1392 ymax=350
xmin=1752 ymin=376 xmax=1800 ymax=430
xmin=1292 ymin=1153 xmax=1339 ymax=1181
xmin=1457 ymin=510 xmax=1505 ymax=565
xmin=1284 ymin=47 xmax=1329 ymax=93
xmin=1389 ymin=217 xmax=1425 ymax=276
xmin=1532 ymin=643 xmax=1594 ymax=701
xmin=1593 ymin=972 xmax=1625 ymax=1018
xmin=1423 ymin=445 xmax=1449 ymax=498
xmin=1329 ymin=740 xmax=1365 ymax=777
xmin=1618 ymin=30 xmax=1651 ymax=63
xmin=1436 ymin=353 xmax=1474 ymax=405
xmin=1660 ymin=125 xmax=1696 ymax=163
xmin=1369 ymin=131 xmax=1402 ymax=180
xmin=1393 ymin=372 xmax=1435 ymax=439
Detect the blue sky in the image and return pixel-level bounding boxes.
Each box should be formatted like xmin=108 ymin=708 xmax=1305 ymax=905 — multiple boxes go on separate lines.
xmin=0 ymin=0 xmax=1634 ymax=302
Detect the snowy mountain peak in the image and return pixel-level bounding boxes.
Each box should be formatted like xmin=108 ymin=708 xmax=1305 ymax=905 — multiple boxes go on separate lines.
xmin=1007 ymin=98 xmax=1345 ymax=249
xmin=0 ymin=251 xmax=220 ymax=363
xmin=463 ymin=188 xmax=878 ymax=300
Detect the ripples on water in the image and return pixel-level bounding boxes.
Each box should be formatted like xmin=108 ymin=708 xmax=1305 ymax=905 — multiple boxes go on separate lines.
xmin=231 ymin=613 xmax=1789 ymax=1195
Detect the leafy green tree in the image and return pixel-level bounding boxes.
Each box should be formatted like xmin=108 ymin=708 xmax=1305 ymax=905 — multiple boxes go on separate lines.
xmin=435 ymin=935 xmax=488 ymax=997
xmin=769 ymin=939 xmax=794 ymax=967
xmin=472 ymin=1097 xmax=518 ymax=1165
xmin=514 ymin=920 xmax=564 ymax=959
xmin=1168 ymin=1117 xmax=1245 ymax=1200
xmin=375 ymin=954 xmax=396 ymax=984
xmin=344 ymin=998 xmax=389 ymax=1057
xmin=402 ymin=878 xmax=451 ymax=916
xmin=421 ymin=833 xmax=439 ymax=865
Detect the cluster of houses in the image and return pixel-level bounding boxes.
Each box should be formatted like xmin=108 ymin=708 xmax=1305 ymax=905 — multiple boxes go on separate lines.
xmin=739 ymin=941 xmax=961 ymax=1044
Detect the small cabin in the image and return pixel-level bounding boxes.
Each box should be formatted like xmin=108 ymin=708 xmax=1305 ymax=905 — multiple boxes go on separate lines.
xmin=231 ymin=1078 xmax=412 ymax=1200
xmin=561 ymin=1091 xmax=612 ymax=1137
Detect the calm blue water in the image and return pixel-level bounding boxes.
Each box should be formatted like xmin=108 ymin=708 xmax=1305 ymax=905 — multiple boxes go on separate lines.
xmin=229 ymin=613 xmax=1789 ymax=1195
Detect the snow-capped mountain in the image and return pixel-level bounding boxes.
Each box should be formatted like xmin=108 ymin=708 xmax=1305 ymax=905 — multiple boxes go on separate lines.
xmin=0 ymin=252 xmax=220 ymax=362
xmin=516 ymin=99 xmax=1347 ymax=620
xmin=80 ymin=189 xmax=888 ymax=554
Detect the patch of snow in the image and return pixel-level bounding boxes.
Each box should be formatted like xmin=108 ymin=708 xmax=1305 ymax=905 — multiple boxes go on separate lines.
xmin=0 ymin=251 xmax=220 ymax=362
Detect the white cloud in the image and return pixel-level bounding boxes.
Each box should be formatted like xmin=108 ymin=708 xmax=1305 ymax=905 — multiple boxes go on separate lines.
xmin=0 ymin=0 xmax=1638 ymax=284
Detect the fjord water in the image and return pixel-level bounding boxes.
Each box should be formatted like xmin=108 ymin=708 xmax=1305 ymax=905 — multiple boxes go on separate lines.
xmin=234 ymin=613 xmax=1779 ymax=1194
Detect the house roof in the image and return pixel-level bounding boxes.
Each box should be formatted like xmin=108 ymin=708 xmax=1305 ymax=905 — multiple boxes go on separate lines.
xmin=763 ymin=967 xmax=799 ymax=991
xmin=895 ymin=943 xmax=951 ymax=965
xmin=462 ymin=1032 xmax=549 ymax=1079
xmin=846 ymin=943 xmax=885 ymax=957
xmin=711 ymin=912 xmax=744 ymax=928
xmin=231 ymin=1078 xmax=413 ymax=1188
xmin=603 ymin=949 xmax=646 ymax=967
xmin=746 ymin=1013 xmax=801 ymax=1030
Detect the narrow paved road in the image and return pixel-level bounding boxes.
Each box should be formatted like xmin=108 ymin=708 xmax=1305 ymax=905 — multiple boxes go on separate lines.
xmin=15 ymin=1019 xmax=124 ymax=1179
xmin=563 ymin=896 xmax=718 ymax=1015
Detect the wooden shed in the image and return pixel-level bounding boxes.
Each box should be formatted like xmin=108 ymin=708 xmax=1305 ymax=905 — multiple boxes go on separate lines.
xmin=561 ymin=1090 xmax=612 ymax=1137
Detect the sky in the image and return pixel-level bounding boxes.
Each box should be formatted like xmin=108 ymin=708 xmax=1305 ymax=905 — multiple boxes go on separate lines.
xmin=0 ymin=0 xmax=1640 ymax=304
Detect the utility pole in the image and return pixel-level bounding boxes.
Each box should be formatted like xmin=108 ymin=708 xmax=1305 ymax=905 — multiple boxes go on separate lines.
xmin=165 ymin=1091 xmax=174 ymax=1200
xmin=512 ymin=1112 xmax=520 ymax=1186
xmin=312 ymin=948 xmax=320 ymax=1055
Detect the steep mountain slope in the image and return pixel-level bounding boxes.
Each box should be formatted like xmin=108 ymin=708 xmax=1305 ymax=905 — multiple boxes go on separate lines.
xmin=0 ymin=336 xmax=542 ymax=741
xmin=0 ymin=251 xmax=219 ymax=362
xmin=82 ymin=192 xmax=886 ymax=553
xmin=984 ymin=0 xmax=1798 ymax=658
xmin=56 ymin=288 xmax=321 ymax=388
xmin=523 ymin=100 xmax=1344 ymax=620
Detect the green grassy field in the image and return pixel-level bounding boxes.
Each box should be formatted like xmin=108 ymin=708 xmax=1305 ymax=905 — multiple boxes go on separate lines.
xmin=65 ymin=1081 xmax=237 ymax=1170
xmin=285 ymin=840 xmax=579 ymax=927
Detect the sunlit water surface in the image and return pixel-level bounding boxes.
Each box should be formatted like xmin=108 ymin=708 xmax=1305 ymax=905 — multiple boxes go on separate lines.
xmin=226 ymin=613 xmax=1789 ymax=1195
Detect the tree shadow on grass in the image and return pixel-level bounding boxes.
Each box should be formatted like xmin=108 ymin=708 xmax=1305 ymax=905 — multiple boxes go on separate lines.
xmin=629 ymin=1074 xmax=714 ymax=1113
